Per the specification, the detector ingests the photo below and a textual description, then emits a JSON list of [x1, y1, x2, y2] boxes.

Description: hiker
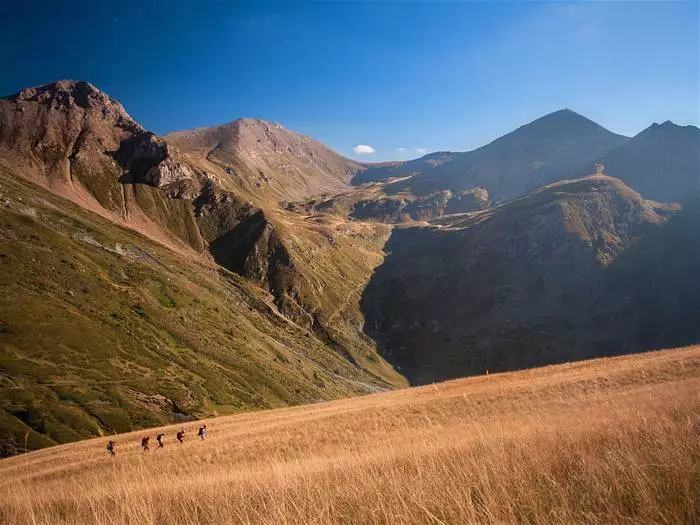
[[106, 440, 115, 457], [176, 430, 185, 444], [156, 432, 165, 448], [198, 424, 207, 441], [141, 436, 150, 451]]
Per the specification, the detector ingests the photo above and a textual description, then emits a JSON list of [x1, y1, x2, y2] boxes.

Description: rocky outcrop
[[444, 187, 489, 213]]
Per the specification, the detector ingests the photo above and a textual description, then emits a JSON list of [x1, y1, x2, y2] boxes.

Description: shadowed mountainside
[[577, 121, 700, 203], [362, 175, 699, 384]]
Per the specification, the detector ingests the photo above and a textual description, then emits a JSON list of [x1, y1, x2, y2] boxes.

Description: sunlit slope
[[0, 165, 403, 456], [1, 346, 697, 524]]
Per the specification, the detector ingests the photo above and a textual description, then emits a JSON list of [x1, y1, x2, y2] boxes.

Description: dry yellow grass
[[1, 346, 698, 525]]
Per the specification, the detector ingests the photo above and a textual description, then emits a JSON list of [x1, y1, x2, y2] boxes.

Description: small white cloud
[[353, 144, 376, 155], [415, 148, 428, 155], [397, 147, 406, 152]]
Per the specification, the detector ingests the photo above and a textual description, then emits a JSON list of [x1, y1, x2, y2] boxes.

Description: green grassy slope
[[0, 167, 402, 456]]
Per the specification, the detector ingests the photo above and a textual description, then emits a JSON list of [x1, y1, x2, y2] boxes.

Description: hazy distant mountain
[[357, 109, 629, 201], [362, 175, 699, 384], [578, 121, 700, 203]]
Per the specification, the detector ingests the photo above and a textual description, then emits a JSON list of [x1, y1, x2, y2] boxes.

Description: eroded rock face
[[445, 187, 489, 213], [9, 80, 140, 131], [144, 157, 197, 187], [320, 187, 488, 223], [110, 131, 200, 189], [352, 198, 408, 222]]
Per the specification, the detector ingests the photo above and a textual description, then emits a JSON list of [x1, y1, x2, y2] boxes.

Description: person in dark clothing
[[156, 432, 165, 448], [106, 440, 116, 456], [141, 436, 150, 451], [176, 430, 185, 444], [198, 425, 207, 441]]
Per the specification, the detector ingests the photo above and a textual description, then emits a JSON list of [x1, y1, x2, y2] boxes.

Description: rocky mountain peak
[[5, 80, 140, 131]]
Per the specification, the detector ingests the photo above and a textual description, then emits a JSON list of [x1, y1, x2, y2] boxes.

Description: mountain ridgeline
[[0, 80, 698, 453]]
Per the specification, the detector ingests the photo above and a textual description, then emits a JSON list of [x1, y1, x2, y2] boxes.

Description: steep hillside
[[0, 80, 404, 377], [0, 81, 408, 455], [578, 121, 700, 203], [0, 79, 232, 253], [2, 79, 698, 458], [0, 165, 405, 456], [165, 118, 362, 203], [357, 109, 628, 201], [362, 175, 699, 384]]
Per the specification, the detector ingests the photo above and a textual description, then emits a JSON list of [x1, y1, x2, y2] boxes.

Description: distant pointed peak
[[639, 120, 700, 138], [534, 107, 593, 123]]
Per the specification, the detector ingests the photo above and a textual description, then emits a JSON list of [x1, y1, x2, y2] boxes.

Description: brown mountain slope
[[0, 81, 400, 375], [0, 81, 407, 455], [165, 118, 362, 203], [361, 175, 699, 384], [355, 109, 629, 201], [0, 79, 219, 253]]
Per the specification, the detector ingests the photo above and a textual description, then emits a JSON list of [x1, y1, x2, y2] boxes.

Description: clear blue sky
[[1, 1, 698, 161]]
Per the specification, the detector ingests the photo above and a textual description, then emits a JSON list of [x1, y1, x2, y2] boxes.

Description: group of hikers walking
[[106, 425, 207, 456]]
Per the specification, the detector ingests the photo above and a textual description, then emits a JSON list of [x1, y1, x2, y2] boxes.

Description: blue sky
[[1, 1, 698, 161]]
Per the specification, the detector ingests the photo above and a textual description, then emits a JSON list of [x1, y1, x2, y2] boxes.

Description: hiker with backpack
[[106, 440, 116, 456], [198, 424, 207, 440], [176, 430, 185, 444], [156, 432, 165, 448], [141, 436, 150, 451]]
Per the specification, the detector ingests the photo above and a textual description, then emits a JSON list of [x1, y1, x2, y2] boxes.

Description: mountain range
[[0, 80, 698, 455]]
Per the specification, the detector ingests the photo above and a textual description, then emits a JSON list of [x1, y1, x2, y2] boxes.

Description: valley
[[0, 79, 699, 455]]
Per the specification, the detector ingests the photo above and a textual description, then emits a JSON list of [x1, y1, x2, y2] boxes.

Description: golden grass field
[[0, 346, 698, 525]]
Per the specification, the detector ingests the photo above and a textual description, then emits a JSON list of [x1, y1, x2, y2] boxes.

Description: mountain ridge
[[1, 78, 699, 455]]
